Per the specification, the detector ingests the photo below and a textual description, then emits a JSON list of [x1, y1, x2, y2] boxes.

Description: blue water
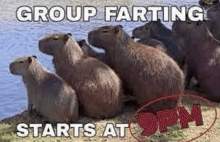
[[0, 0, 198, 119]]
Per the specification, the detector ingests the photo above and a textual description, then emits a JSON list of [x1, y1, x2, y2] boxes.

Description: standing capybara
[[9, 56, 78, 123], [137, 38, 167, 54], [207, 3, 220, 40], [77, 39, 106, 62], [88, 25, 184, 112], [132, 19, 184, 68], [38, 33, 123, 119], [173, 20, 220, 101]]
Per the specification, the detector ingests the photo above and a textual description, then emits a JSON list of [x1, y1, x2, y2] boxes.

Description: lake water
[[0, 0, 198, 119]]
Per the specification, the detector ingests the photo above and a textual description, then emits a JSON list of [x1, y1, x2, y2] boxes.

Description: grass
[[0, 88, 220, 142]]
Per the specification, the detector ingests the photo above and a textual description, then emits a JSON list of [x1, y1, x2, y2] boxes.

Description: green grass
[[1, 91, 220, 142]]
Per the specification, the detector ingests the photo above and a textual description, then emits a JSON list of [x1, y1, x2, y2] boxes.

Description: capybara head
[[132, 23, 151, 39], [172, 20, 205, 37], [38, 33, 72, 55], [88, 25, 125, 49], [132, 19, 164, 39], [9, 55, 37, 75], [207, 3, 220, 20]]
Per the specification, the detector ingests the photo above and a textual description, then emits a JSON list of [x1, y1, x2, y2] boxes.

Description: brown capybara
[[9, 56, 78, 123], [207, 3, 220, 40], [77, 39, 106, 62], [88, 25, 184, 112], [132, 19, 184, 68], [137, 38, 167, 53], [173, 20, 220, 101], [38, 33, 123, 119]]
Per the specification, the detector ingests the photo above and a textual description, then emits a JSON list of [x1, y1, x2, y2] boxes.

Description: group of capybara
[[9, 4, 220, 123]]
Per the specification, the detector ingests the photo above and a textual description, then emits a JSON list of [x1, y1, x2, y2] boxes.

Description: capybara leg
[[28, 103, 34, 115]]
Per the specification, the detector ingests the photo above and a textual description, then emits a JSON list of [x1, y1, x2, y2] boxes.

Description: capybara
[[39, 33, 123, 119], [77, 39, 106, 62], [88, 25, 184, 112], [137, 38, 167, 53], [172, 19, 194, 88], [132, 19, 184, 68], [9, 56, 78, 123], [173, 20, 220, 101], [207, 3, 220, 40]]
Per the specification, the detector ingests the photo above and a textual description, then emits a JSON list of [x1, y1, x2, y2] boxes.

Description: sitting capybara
[[137, 38, 167, 53], [173, 20, 220, 101], [88, 25, 184, 112], [207, 3, 220, 40], [77, 39, 106, 62], [39, 33, 123, 119], [132, 19, 184, 68], [9, 56, 78, 123]]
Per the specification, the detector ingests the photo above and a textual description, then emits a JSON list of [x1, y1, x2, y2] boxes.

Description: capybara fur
[[77, 39, 134, 96], [9, 56, 78, 123], [137, 38, 167, 53], [77, 39, 106, 62], [132, 19, 184, 68], [207, 3, 220, 40], [173, 20, 220, 101], [88, 25, 184, 112], [39, 33, 123, 119]]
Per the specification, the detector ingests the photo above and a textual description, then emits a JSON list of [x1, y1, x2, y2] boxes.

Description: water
[[0, 0, 199, 119]]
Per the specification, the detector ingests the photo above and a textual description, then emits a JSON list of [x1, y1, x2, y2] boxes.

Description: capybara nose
[[38, 40, 43, 48], [9, 63, 15, 74], [88, 32, 92, 44], [38, 40, 44, 51], [131, 36, 135, 39]]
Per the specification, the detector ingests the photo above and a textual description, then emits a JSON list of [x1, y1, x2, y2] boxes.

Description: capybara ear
[[118, 25, 123, 29], [114, 26, 120, 34], [32, 55, 37, 59], [64, 34, 70, 42], [78, 40, 86, 46], [28, 57, 32, 63], [67, 33, 72, 36]]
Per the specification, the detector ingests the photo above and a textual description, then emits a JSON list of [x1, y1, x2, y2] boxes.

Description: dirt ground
[[0, 82, 219, 142]]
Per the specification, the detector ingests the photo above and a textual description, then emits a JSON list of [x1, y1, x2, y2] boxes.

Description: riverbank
[[0, 90, 219, 142]]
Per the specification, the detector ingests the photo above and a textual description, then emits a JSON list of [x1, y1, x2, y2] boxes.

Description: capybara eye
[[67, 33, 72, 36], [102, 30, 108, 33], [53, 37, 59, 40], [19, 61, 24, 63], [139, 28, 143, 31]]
